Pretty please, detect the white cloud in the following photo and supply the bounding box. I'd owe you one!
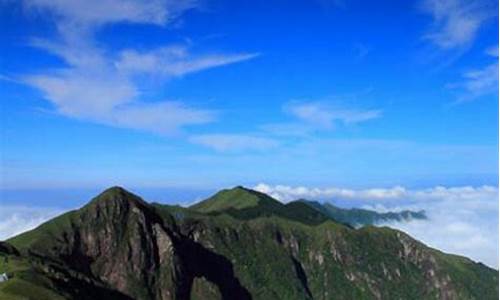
[254,183,499,268]
[260,98,381,137]
[0,205,63,240]
[421,0,496,49]
[191,100,382,154]
[420,0,497,101]
[376,186,498,269]
[386,215,497,268]
[106,102,216,134]
[3,184,496,269]
[282,101,381,131]
[189,134,279,152]
[23,61,218,133]
[453,45,499,102]
[259,122,314,137]
[20,0,257,134]
[24,0,197,27]
[116,46,259,77]
[254,183,408,202]
[458,63,498,101]
[25,69,137,117]
[485,45,499,57]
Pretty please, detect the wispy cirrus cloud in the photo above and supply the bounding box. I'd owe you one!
[254,183,499,268]
[259,122,314,137]
[190,99,381,151]
[116,46,260,78]
[285,101,381,128]
[102,102,216,134]
[459,64,498,101]
[485,45,499,57]
[259,93,383,138]
[449,45,499,103]
[189,134,279,152]
[23,0,197,27]
[419,1,498,101]
[261,100,382,136]
[420,0,497,50]
[19,0,257,134]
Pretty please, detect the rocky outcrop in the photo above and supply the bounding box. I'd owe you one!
[4,186,498,300]
[11,187,250,300]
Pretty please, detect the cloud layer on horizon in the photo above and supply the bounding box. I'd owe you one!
[2,184,497,269]
[0,205,63,241]
[254,183,499,268]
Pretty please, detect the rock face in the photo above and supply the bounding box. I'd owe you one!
[2,186,498,300]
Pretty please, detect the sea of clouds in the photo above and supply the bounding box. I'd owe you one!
[0,205,63,240]
[1,184,497,269]
[255,184,499,269]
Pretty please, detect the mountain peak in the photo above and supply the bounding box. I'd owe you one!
[190,186,282,213]
[227,185,258,194]
[86,186,147,211]
[97,186,132,198]
[4,188,497,299]
[189,187,332,225]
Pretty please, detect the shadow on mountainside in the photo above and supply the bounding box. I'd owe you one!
[176,236,252,300]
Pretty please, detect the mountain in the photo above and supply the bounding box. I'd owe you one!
[1,186,497,300]
[300,200,427,227]
[190,186,281,213]
[190,186,331,225]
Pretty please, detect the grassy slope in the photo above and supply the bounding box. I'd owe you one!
[190,187,334,226]
[8,186,147,251]
[190,186,281,213]
[4,187,161,300]
[8,210,79,251]
[4,187,498,300]
[0,247,66,300]
[157,201,499,299]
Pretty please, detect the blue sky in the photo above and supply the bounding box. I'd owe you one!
[0,0,499,268]
[0,0,498,190]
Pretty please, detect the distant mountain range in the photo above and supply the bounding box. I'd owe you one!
[299,200,427,227]
[0,186,497,299]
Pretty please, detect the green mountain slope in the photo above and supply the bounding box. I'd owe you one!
[190,186,282,213]
[191,186,332,226]
[1,186,497,300]
[300,200,427,227]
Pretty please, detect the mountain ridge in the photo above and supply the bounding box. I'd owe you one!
[299,200,427,227]
[1,186,497,300]
[190,186,282,212]
[190,187,334,226]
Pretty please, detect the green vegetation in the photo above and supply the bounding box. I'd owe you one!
[2,186,497,300]
[8,210,78,251]
[301,200,427,227]
[190,186,333,226]
[190,186,281,213]
[0,243,65,300]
